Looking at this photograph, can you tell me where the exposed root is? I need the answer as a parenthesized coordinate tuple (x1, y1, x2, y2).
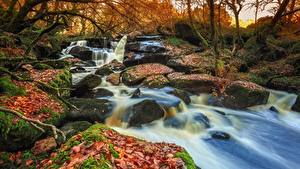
(0, 107, 66, 142)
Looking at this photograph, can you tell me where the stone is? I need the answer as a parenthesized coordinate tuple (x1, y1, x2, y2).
(81, 88, 114, 98)
(70, 66, 87, 73)
(167, 73, 220, 94)
(174, 22, 201, 46)
(122, 63, 174, 86)
(167, 88, 191, 105)
(31, 137, 57, 155)
(292, 95, 300, 112)
(215, 81, 270, 109)
(210, 131, 231, 140)
(142, 75, 169, 88)
(106, 73, 121, 86)
(67, 98, 113, 123)
(126, 41, 166, 53)
(124, 53, 170, 67)
(71, 74, 102, 97)
(95, 65, 114, 76)
(127, 100, 165, 127)
(167, 53, 214, 74)
(60, 121, 92, 139)
(69, 46, 92, 61)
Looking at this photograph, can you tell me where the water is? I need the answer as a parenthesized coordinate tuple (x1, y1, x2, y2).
(67, 36, 300, 169)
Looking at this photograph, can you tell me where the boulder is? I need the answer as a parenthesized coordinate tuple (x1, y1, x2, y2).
(80, 88, 114, 98)
(37, 124, 196, 169)
(69, 46, 93, 61)
(167, 53, 214, 74)
(124, 53, 170, 67)
(167, 88, 191, 105)
(267, 76, 300, 93)
(71, 74, 102, 97)
(67, 98, 113, 123)
(142, 75, 169, 88)
(126, 41, 166, 53)
(127, 100, 165, 127)
(106, 73, 121, 85)
(215, 81, 270, 109)
(292, 95, 300, 112)
(109, 59, 125, 71)
(122, 63, 174, 86)
(95, 65, 114, 76)
(60, 121, 92, 139)
(167, 73, 220, 94)
(174, 22, 201, 46)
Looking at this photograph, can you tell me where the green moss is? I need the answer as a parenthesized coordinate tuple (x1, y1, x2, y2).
(108, 144, 119, 158)
(50, 150, 71, 168)
(49, 70, 71, 97)
(175, 150, 196, 169)
(167, 37, 188, 46)
(0, 76, 26, 96)
(33, 63, 53, 70)
(82, 125, 107, 144)
(81, 156, 111, 169)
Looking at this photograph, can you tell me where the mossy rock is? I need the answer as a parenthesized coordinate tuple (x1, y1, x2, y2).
(268, 76, 300, 93)
(0, 108, 65, 151)
(48, 69, 72, 97)
(39, 124, 197, 169)
(0, 75, 26, 96)
(33, 63, 53, 70)
(142, 75, 170, 88)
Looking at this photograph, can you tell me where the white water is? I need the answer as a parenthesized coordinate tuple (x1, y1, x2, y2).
(61, 37, 127, 67)
(67, 36, 300, 169)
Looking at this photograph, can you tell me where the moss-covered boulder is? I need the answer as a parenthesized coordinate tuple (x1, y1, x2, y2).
(292, 95, 300, 112)
(48, 69, 72, 97)
(167, 73, 220, 94)
(122, 63, 174, 86)
(37, 124, 196, 169)
(142, 75, 169, 88)
(214, 81, 270, 109)
(267, 76, 300, 93)
(60, 121, 93, 139)
(106, 73, 121, 86)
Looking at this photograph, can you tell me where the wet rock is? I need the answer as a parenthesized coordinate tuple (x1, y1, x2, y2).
(193, 113, 210, 128)
(71, 74, 102, 97)
(67, 98, 113, 123)
(127, 100, 165, 127)
(70, 66, 87, 73)
(69, 46, 92, 61)
(215, 81, 270, 109)
(210, 131, 231, 140)
(164, 116, 187, 129)
(109, 59, 126, 71)
(292, 95, 300, 112)
(81, 88, 114, 98)
(95, 65, 114, 76)
(31, 137, 57, 155)
(126, 41, 166, 53)
(106, 73, 121, 85)
(167, 53, 215, 74)
(122, 63, 174, 86)
(142, 75, 169, 88)
(167, 73, 220, 94)
(130, 88, 142, 98)
(124, 53, 170, 67)
(60, 121, 92, 139)
(167, 88, 191, 105)
(269, 106, 280, 113)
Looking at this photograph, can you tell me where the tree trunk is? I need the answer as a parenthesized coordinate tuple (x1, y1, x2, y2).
(234, 12, 242, 47)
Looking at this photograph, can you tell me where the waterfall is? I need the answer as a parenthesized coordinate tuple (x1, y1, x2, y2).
(114, 35, 128, 62)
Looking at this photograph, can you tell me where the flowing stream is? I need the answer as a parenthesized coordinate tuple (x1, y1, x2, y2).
(63, 38, 300, 169)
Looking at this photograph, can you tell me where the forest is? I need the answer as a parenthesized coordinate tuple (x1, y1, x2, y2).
(0, 0, 300, 169)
